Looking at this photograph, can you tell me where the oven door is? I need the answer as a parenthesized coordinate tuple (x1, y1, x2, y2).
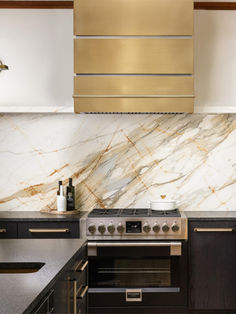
(88, 241, 187, 308)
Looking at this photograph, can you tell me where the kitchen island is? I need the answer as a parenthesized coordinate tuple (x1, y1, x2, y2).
(0, 238, 87, 314)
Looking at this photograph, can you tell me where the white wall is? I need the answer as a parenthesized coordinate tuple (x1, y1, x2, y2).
(194, 10, 236, 113)
(0, 9, 73, 112)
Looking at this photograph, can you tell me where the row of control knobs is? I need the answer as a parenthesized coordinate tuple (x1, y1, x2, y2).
(88, 223, 179, 234)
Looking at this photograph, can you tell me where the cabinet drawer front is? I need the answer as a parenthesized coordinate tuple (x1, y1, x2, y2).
(74, 0, 193, 36)
(74, 97, 194, 113)
(18, 222, 80, 238)
(74, 76, 194, 97)
(0, 222, 17, 239)
(74, 38, 193, 74)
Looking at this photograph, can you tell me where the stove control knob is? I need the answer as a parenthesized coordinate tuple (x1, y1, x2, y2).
(98, 224, 106, 234)
(153, 224, 160, 233)
(88, 224, 96, 234)
(143, 223, 151, 233)
(108, 224, 115, 234)
(117, 223, 125, 234)
(171, 223, 180, 232)
(162, 223, 170, 233)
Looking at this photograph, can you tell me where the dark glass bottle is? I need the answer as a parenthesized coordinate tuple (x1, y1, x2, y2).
(57, 181, 62, 196)
(66, 178, 75, 211)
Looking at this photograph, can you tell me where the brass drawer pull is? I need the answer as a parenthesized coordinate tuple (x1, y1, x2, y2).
(0, 229, 6, 233)
(73, 282, 88, 313)
(88, 241, 182, 256)
(28, 228, 69, 233)
(78, 285, 88, 300)
(75, 260, 88, 272)
(194, 228, 234, 232)
(73, 280, 77, 314)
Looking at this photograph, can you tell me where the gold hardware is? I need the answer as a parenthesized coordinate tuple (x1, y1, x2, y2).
(74, 0, 193, 36)
(194, 228, 234, 232)
(75, 260, 88, 272)
(88, 242, 182, 256)
(126, 289, 142, 302)
(74, 98, 194, 113)
(67, 277, 71, 314)
(28, 228, 69, 233)
(170, 242, 182, 256)
(78, 285, 88, 300)
(74, 38, 193, 74)
(73, 280, 77, 314)
(160, 195, 166, 199)
(0, 61, 8, 71)
(0, 229, 6, 233)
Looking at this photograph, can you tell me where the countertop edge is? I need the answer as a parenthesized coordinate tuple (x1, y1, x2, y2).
(0, 211, 87, 221)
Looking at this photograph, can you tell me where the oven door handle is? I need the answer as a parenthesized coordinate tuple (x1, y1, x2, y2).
(88, 241, 182, 256)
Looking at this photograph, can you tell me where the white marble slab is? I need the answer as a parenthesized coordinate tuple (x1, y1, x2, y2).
(0, 113, 235, 212)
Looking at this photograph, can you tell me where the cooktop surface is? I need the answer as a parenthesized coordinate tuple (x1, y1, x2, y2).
(88, 208, 180, 218)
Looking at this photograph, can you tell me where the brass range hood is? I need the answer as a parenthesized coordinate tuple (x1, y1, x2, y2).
(73, 0, 194, 113)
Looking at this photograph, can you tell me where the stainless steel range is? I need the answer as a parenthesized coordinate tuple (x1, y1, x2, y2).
(86, 208, 188, 313)
(87, 208, 187, 240)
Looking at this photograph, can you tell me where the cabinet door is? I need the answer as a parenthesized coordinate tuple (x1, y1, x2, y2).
(189, 221, 236, 310)
(54, 271, 70, 314)
(32, 289, 54, 314)
(69, 245, 88, 314)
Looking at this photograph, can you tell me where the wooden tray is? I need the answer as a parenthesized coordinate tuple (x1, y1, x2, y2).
(40, 209, 80, 215)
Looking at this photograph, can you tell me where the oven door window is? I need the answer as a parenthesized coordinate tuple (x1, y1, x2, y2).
(89, 257, 178, 288)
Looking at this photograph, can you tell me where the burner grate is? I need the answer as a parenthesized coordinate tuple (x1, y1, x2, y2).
(150, 208, 180, 217)
(121, 208, 149, 217)
(88, 208, 120, 217)
(88, 208, 181, 218)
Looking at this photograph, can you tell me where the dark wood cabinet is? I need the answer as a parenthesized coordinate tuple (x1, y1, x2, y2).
(67, 244, 88, 314)
(0, 220, 80, 239)
(32, 243, 88, 314)
(18, 221, 80, 239)
(189, 220, 236, 311)
(0, 222, 17, 238)
(32, 289, 54, 314)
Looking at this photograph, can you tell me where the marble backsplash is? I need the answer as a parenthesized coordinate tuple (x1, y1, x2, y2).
(0, 113, 235, 212)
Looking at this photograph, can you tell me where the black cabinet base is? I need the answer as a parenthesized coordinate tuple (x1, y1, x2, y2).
(89, 307, 188, 314)
(89, 308, 236, 314)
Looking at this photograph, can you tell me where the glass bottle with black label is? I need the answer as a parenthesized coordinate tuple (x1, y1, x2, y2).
(57, 181, 62, 195)
(66, 178, 75, 211)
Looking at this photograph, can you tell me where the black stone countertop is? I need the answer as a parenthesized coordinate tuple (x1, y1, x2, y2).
(0, 238, 86, 314)
(185, 211, 236, 220)
(0, 211, 86, 221)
